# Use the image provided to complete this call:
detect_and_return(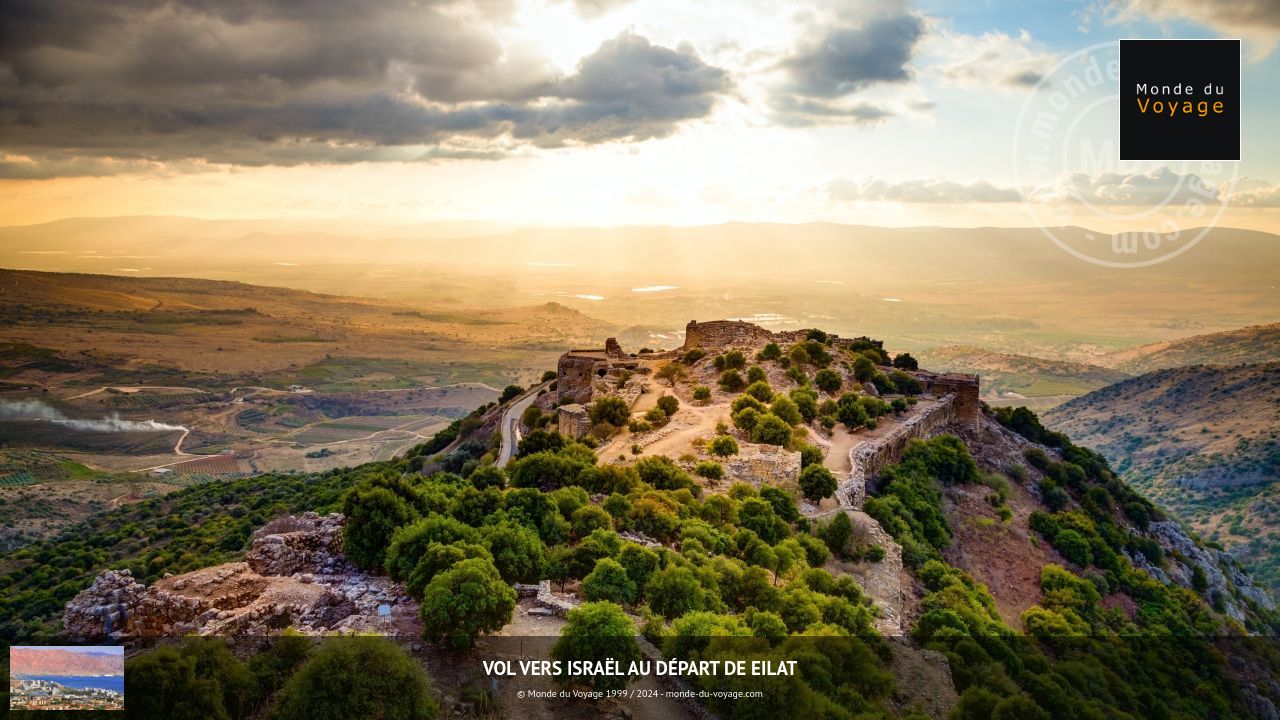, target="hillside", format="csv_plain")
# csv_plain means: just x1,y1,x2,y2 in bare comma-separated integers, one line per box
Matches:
1103,323,1280,373
10,647,121,676
1045,363,1280,592
918,345,1130,409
